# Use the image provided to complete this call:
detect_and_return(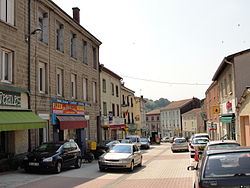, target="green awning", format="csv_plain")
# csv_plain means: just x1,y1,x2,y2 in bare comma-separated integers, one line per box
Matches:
220,116,233,123
0,111,46,131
